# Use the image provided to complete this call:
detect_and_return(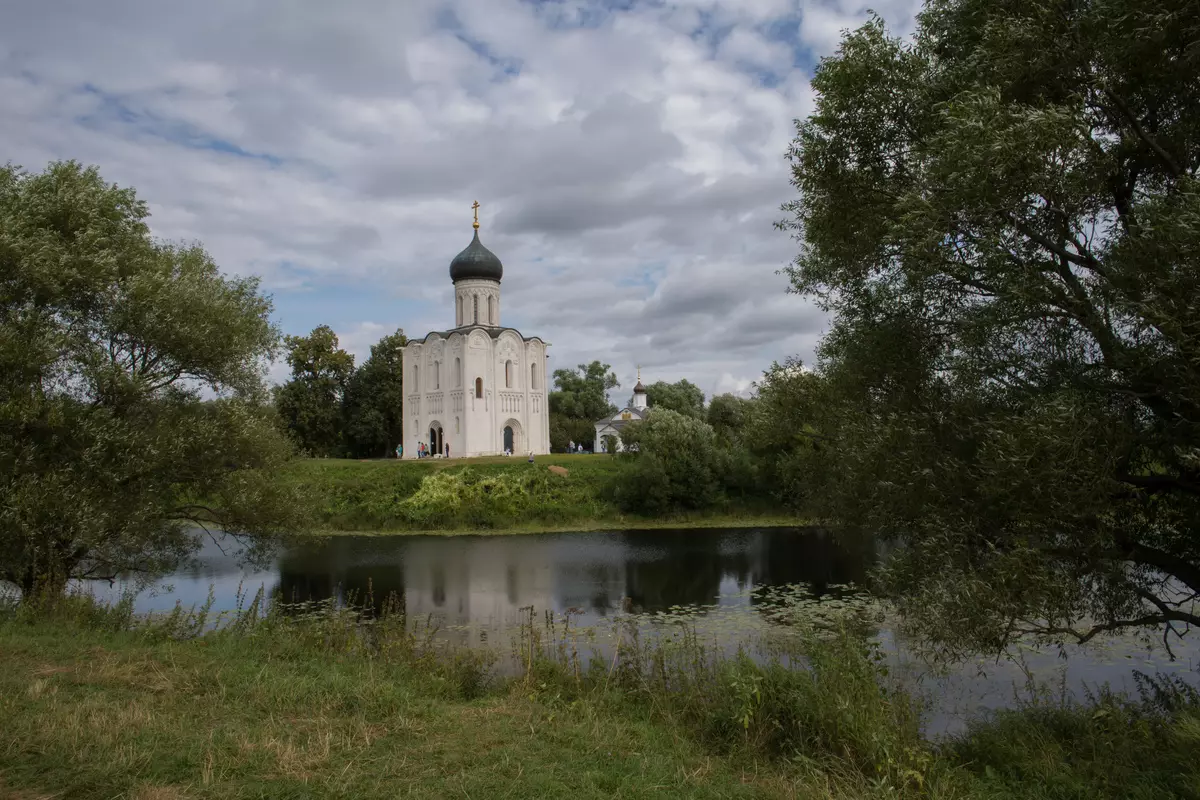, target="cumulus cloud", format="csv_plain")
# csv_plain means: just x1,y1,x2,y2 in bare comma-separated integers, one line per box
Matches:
0,0,920,401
